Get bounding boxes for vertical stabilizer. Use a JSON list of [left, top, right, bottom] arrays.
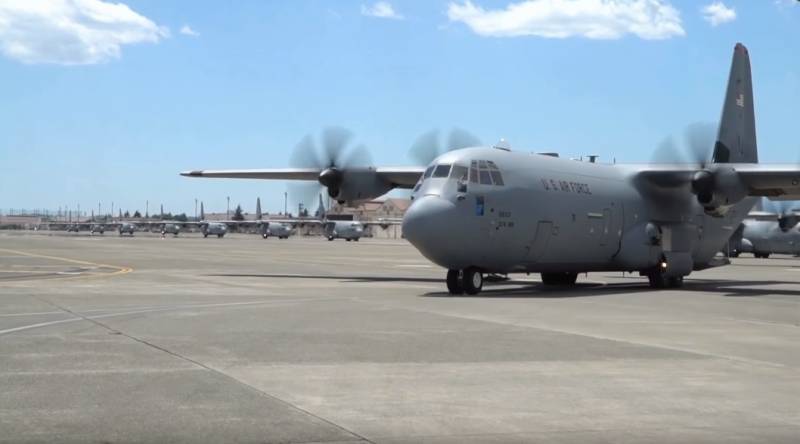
[[316, 194, 326, 219], [714, 43, 757, 164], [200, 202, 205, 221], [256, 198, 262, 220]]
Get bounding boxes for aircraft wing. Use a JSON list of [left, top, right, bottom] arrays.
[[181, 167, 424, 188], [375, 167, 425, 188], [635, 164, 800, 198], [181, 168, 321, 180], [730, 164, 800, 199]]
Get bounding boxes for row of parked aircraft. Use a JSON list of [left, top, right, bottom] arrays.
[[51, 196, 400, 242]]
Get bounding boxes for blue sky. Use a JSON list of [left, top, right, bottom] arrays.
[[0, 0, 798, 216]]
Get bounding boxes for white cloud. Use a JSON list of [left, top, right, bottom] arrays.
[[361, 2, 404, 20], [701, 2, 736, 26], [446, 0, 685, 40], [0, 0, 168, 65], [179, 24, 199, 37]]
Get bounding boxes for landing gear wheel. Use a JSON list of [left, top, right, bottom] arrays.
[[666, 276, 683, 288], [446, 270, 463, 295], [263, 234, 268, 239], [647, 272, 666, 289], [217, 234, 224, 238], [328, 236, 335, 241], [647, 272, 684, 289], [462, 268, 483, 295], [346, 238, 351, 242], [541, 272, 578, 286], [203, 233, 208, 238]]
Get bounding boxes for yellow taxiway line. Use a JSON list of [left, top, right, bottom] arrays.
[[0, 248, 133, 284]]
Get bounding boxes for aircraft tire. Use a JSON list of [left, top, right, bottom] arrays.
[[762, 253, 770, 259], [666, 276, 684, 288], [346, 238, 351, 242], [462, 268, 483, 295], [218, 234, 224, 238], [541, 272, 578, 286], [203, 233, 208, 238], [328, 236, 334, 241], [354, 238, 359, 242], [446, 270, 464, 295], [647, 272, 666, 289]]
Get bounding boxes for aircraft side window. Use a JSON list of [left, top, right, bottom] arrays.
[[424, 166, 434, 179], [478, 160, 488, 169], [433, 164, 451, 178]]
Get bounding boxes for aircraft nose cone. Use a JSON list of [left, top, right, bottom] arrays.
[[403, 196, 455, 256]]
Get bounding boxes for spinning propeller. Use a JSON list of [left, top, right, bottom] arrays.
[[408, 128, 482, 165], [653, 122, 746, 214], [288, 127, 373, 212]]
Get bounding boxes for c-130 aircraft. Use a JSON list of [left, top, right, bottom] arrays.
[[183, 44, 800, 295]]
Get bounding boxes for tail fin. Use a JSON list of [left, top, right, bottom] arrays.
[[714, 43, 757, 164], [256, 197, 262, 220], [200, 202, 205, 221]]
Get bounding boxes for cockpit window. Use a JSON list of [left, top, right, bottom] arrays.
[[451, 165, 468, 180], [469, 161, 479, 183], [432, 164, 451, 178], [469, 160, 505, 186], [489, 170, 504, 186], [423, 166, 434, 179]]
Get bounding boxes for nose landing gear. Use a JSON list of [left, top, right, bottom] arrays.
[[446, 268, 483, 295]]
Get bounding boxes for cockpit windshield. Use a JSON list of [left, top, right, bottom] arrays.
[[432, 164, 451, 178]]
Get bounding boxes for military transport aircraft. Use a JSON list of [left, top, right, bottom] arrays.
[[727, 199, 800, 258], [183, 43, 800, 294]]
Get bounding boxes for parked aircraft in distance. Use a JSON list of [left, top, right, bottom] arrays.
[[184, 44, 800, 294], [324, 220, 364, 241], [261, 222, 292, 239], [727, 200, 800, 258], [201, 222, 228, 238]]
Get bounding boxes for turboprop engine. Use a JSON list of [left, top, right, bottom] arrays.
[[690, 165, 748, 217], [318, 167, 394, 204]]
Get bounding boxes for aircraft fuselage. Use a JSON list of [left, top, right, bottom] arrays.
[[404, 147, 754, 275]]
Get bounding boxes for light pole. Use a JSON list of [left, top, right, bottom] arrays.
[[284, 192, 287, 215], [227, 196, 230, 219], [146, 200, 149, 218], [194, 198, 198, 220]]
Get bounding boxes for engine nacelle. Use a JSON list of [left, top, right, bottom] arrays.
[[323, 169, 394, 205], [692, 166, 747, 217]]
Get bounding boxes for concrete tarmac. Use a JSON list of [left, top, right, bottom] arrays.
[[0, 231, 798, 443]]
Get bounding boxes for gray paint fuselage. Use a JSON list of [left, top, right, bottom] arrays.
[[404, 147, 754, 274]]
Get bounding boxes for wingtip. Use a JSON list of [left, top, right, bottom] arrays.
[[180, 170, 203, 177]]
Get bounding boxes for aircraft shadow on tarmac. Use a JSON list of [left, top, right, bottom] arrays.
[[208, 273, 798, 299]]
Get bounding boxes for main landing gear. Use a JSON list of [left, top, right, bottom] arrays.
[[540, 272, 578, 286], [644, 269, 684, 289], [446, 268, 483, 295]]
